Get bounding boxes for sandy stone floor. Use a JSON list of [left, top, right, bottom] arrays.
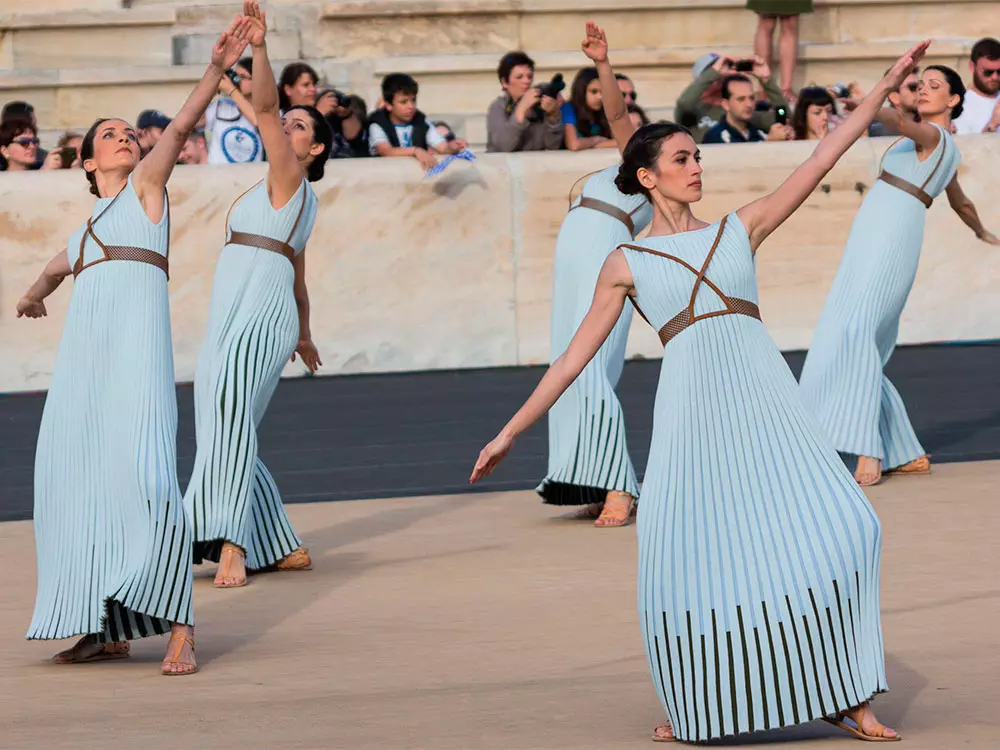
[[0, 461, 996, 749]]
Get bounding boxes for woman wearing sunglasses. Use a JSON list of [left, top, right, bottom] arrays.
[[0, 118, 51, 172]]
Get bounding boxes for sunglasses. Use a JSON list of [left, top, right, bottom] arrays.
[[904, 83, 919, 92], [13, 136, 39, 147], [980, 68, 1000, 78], [623, 90, 638, 102]]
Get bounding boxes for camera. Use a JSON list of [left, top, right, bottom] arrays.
[[830, 83, 851, 99], [732, 59, 755, 73], [225, 68, 241, 89], [526, 73, 566, 122]]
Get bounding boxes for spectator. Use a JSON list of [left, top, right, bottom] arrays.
[[953, 37, 1000, 134], [748, 0, 812, 101], [0, 117, 57, 172], [42, 131, 83, 169], [790, 86, 835, 140], [278, 62, 319, 113], [858, 69, 920, 137], [368, 73, 467, 169], [486, 51, 563, 152], [317, 89, 369, 158], [433, 121, 456, 141], [1, 100, 47, 169], [702, 74, 792, 144], [675, 53, 787, 142], [627, 103, 649, 129], [178, 130, 209, 165], [615, 72, 638, 105], [136, 109, 171, 158], [207, 56, 263, 164], [562, 67, 616, 150]]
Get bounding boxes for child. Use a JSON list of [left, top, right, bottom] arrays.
[[368, 73, 467, 168]]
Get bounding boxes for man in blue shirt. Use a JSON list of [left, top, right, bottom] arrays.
[[703, 75, 791, 144]]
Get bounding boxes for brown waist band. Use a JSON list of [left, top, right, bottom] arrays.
[[73, 246, 168, 279], [878, 171, 933, 209], [228, 231, 295, 261], [570, 196, 635, 235], [656, 299, 761, 346]]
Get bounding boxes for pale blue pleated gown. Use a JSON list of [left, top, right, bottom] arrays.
[[28, 176, 193, 642], [184, 177, 317, 571], [621, 213, 885, 742], [537, 165, 653, 505], [800, 126, 960, 469]]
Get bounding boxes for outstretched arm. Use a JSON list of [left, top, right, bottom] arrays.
[[16, 251, 73, 319], [470, 250, 634, 483], [582, 22, 635, 152], [946, 176, 1000, 244], [871, 107, 941, 152], [737, 40, 930, 252]]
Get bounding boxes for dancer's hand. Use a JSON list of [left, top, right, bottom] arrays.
[[16, 296, 46, 319], [978, 230, 1000, 246], [581, 22, 609, 63], [243, 0, 267, 48], [470, 431, 515, 484], [211, 16, 251, 72], [292, 339, 322, 373], [881, 40, 931, 91]]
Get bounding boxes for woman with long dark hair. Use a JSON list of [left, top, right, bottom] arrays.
[[15, 18, 251, 675], [791, 86, 836, 140], [562, 66, 617, 151], [278, 61, 319, 113], [184, 0, 332, 588], [800, 65, 999, 486], [472, 24, 930, 744]]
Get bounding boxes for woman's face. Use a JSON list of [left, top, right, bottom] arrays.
[[1, 128, 39, 170], [84, 119, 140, 179], [806, 104, 833, 139], [638, 132, 704, 205], [236, 64, 253, 98], [585, 79, 603, 112], [502, 64, 534, 102], [285, 72, 317, 108], [282, 109, 323, 167], [917, 69, 959, 118]]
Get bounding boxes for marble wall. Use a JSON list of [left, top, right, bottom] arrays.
[[2, 136, 999, 394]]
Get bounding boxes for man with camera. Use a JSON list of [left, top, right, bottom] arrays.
[[675, 53, 789, 142], [702, 74, 793, 144], [486, 51, 565, 152]]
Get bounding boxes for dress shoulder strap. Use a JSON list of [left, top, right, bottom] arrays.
[[75, 182, 127, 275], [918, 125, 949, 192], [284, 180, 309, 245], [566, 167, 604, 209], [877, 136, 906, 174], [224, 178, 264, 239]]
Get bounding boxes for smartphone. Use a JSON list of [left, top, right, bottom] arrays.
[[774, 106, 788, 126], [733, 59, 755, 72]]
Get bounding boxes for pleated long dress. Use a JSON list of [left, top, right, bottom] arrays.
[[184, 178, 318, 571], [799, 125, 960, 469], [28, 177, 193, 642], [537, 165, 653, 506], [620, 213, 885, 743]]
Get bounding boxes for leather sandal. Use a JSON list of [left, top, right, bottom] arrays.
[[823, 713, 900, 742], [884, 455, 931, 476], [595, 491, 636, 528], [651, 722, 676, 742], [570, 503, 605, 520], [214, 542, 248, 588], [53, 637, 130, 664], [854, 457, 883, 487], [161, 633, 198, 676], [274, 546, 312, 571]]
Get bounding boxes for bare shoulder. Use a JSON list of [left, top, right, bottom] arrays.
[[600, 246, 635, 288]]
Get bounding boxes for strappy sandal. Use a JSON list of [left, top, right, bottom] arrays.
[[570, 503, 605, 520], [823, 713, 900, 742], [214, 542, 248, 588], [274, 546, 312, 571], [854, 457, 883, 488], [53, 637, 130, 664], [884, 455, 931, 477], [595, 491, 636, 528], [161, 633, 198, 676], [651, 722, 676, 742]]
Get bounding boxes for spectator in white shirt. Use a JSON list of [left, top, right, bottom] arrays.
[[206, 56, 263, 164], [368, 73, 467, 169], [953, 38, 1000, 134]]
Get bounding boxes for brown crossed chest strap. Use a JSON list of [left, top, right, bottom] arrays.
[[621, 215, 761, 347], [73, 183, 170, 279], [225, 178, 308, 262], [876, 127, 949, 209], [569, 196, 643, 236]]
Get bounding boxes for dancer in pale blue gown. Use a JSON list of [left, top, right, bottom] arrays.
[[472, 25, 928, 743], [15, 19, 252, 675], [800, 65, 999, 487], [184, 1, 331, 588]]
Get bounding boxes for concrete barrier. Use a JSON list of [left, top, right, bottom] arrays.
[[2, 135, 999, 393]]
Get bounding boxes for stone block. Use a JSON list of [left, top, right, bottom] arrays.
[[8, 24, 172, 69], [171, 29, 302, 66]]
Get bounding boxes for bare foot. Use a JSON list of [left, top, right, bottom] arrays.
[[52, 635, 129, 663], [214, 542, 247, 587], [854, 455, 882, 487], [161, 625, 197, 676], [595, 491, 635, 528], [651, 721, 675, 742], [836, 702, 899, 741]]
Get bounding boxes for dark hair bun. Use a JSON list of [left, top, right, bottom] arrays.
[[615, 121, 693, 199], [615, 164, 645, 196]]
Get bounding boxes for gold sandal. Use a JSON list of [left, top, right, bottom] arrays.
[[884, 455, 931, 477], [595, 491, 636, 528], [274, 546, 312, 571], [823, 713, 900, 742], [53, 637, 130, 664], [651, 722, 676, 742], [161, 633, 198, 676], [214, 542, 248, 588]]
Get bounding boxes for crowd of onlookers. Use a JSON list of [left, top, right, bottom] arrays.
[[2, 35, 998, 176]]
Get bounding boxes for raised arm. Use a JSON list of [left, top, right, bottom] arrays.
[[946, 176, 1000, 244], [737, 40, 930, 252], [870, 107, 941, 152], [470, 250, 634, 483], [133, 17, 250, 207], [243, 0, 303, 207], [582, 22, 635, 152], [16, 251, 73, 319]]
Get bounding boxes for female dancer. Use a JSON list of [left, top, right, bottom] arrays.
[[15, 19, 251, 675], [537, 37, 653, 527], [472, 24, 927, 743], [184, 0, 331, 588], [799, 66, 999, 487]]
